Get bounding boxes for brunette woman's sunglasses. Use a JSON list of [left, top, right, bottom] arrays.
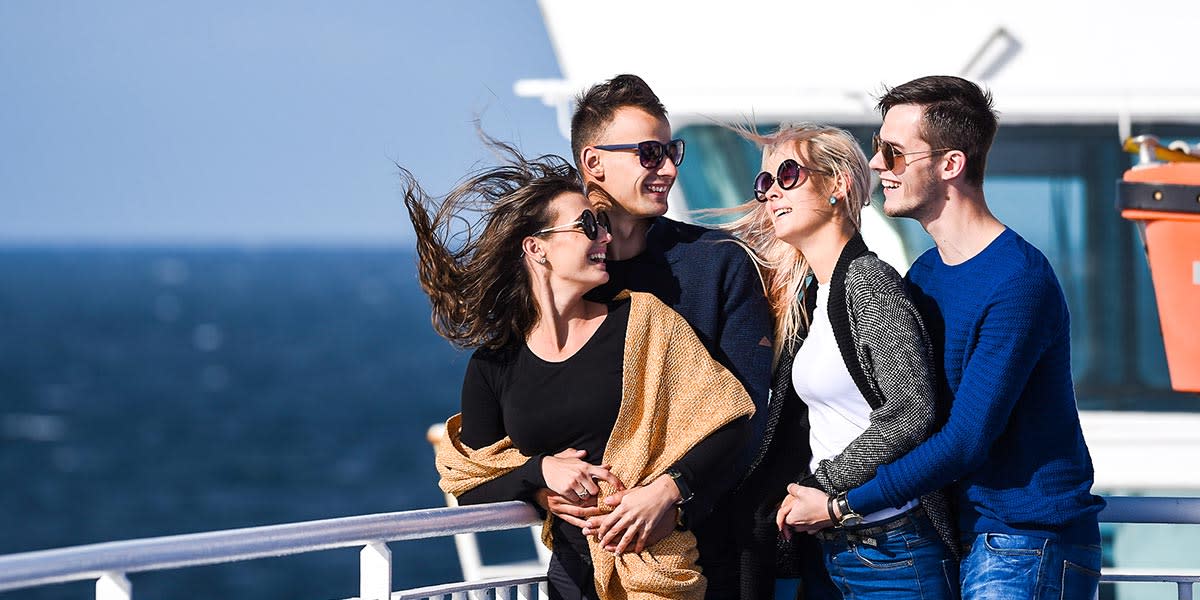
[[533, 209, 611, 241], [872, 133, 953, 173], [594, 139, 685, 169], [753, 159, 830, 201]]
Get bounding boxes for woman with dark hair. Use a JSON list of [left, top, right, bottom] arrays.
[[725, 124, 959, 599], [405, 143, 754, 600]]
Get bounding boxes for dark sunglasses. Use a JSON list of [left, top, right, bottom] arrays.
[[753, 159, 831, 201], [872, 133, 953, 173], [594, 139, 685, 169], [533, 209, 611, 241]]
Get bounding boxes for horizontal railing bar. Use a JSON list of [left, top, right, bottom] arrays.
[[1102, 567, 1200, 583], [1099, 497, 1200, 524], [0, 502, 540, 592], [2, 496, 1198, 594], [1102, 575, 1200, 583], [389, 574, 548, 600]]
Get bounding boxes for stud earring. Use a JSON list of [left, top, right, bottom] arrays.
[[829, 196, 838, 205], [536, 256, 547, 265]]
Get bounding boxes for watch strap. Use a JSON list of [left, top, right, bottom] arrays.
[[666, 467, 694, 505]]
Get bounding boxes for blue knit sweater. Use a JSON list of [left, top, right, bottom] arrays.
[[846, 228, 1105, 544]]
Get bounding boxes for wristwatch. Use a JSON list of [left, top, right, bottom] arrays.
[[835, 492, 864, 528], [665, 467, 694, 505]]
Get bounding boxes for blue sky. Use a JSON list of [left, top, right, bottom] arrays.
[[0, 2, 566, 244]]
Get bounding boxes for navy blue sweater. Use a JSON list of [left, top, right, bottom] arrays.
[[587, 216, 774, 518], [847, 228, 1105, 544]]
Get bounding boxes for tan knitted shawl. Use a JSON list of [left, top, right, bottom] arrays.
[[437, 291, 755, 600]]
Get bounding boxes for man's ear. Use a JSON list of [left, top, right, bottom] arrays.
[[581, 146, 604, 180], [940, 150, 967, 181]]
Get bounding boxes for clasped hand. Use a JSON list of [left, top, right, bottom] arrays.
[[537, 448, 625, 529], [775, 483, 834, 540], [582, 473, 679, 554]]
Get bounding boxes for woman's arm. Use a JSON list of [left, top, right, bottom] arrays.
[[812, 270, 938, 493], [454, 354, 546, 505]]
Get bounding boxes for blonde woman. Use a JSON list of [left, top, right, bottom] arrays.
[[728, 124, 958, 599]]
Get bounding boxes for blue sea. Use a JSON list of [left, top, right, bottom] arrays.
[[0, 247, 537, 599]]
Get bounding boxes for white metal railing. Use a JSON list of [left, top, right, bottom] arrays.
[[1098, 497, 1200, 600], [0, 497, 1197, 599], [0, 501, 542, 600]]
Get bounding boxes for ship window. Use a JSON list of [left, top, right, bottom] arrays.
[[675, 123, 1200, 411]]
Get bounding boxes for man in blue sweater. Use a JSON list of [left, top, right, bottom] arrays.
[[536, 74, 774, 600], [778, 75, 1106, 599]]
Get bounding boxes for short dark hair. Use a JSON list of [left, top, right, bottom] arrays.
[[876, 75, 998, 186], [570, 74, 668, 168]]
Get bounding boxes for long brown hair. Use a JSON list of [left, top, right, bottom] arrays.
[[723, 123, 871, 361], [402, 142, 582, 350]]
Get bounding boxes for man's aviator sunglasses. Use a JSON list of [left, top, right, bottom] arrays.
[[533, 209, 611, 241], [872, 133, 953, 173], [594, 139, 685, 170], [753, 159, 831, 201]]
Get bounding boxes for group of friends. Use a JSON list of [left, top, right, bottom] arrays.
[[408, 74, 1106, 600]]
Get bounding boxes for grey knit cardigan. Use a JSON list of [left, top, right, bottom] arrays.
[[810, 233, 958, 555], [733, 233, 958, 599]]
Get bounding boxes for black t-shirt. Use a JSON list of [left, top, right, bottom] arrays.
[[459, 299, 628, 494], [457, 299, 628, 555], [455, 296, 746, 555]]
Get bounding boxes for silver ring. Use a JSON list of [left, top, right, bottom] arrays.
[[577, 489, 590, 498]]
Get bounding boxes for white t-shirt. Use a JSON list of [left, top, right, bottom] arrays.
[[791, 283, 917, 524]]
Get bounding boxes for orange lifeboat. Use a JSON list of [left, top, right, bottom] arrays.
[[1118, 135, 1200, 392]]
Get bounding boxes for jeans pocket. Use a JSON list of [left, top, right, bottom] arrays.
[[982, 532, 1044, 556], [851, 542, 915, 570], [1060, 560, 1101, 600], [941, 558, 961, 596], [962, 534, 1044, 598]]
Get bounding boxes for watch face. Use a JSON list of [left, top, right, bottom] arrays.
[[842, 514, 864, 527]]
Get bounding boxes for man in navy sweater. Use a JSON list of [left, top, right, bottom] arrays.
[[778, 76, 1106, 599], [534, 74, 774, 600]]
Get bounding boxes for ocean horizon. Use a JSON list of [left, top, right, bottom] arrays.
[[0, 246, 540, 599]]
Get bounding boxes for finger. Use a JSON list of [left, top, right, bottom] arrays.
[[599, 465, 625, 490], [557, 513, 589, 528], [633, 522, 651, 553], [577, 476, 600, 498], [604, 489, 628, 507], [587, 466, 624, 492], [786, 483, 802, 497], [577, 505, 605, 518], [555, 448, 587, 459], [599, 513, 628, 548], [574, 485, 593, 501], [549, 501, 590, 518], [613, 522, 640, 554], [594, 513, 618, 542]]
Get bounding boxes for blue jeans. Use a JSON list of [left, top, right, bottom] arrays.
[[960, 533, 1102, 600], [817, 508, 958, 599]]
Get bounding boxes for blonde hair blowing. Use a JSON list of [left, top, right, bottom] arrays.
[[724, 123, 872, 362]]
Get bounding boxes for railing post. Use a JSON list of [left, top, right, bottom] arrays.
[[359, 542, 391, 600], [96, 572, 131, 600], [1180, 581, 1194, 600]]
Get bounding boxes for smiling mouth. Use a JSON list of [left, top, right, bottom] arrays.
[[588, 252, 606, 263], [773, 208, 792, 218], [882, 181, 901, 190], [645, 183, 670, 194]]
